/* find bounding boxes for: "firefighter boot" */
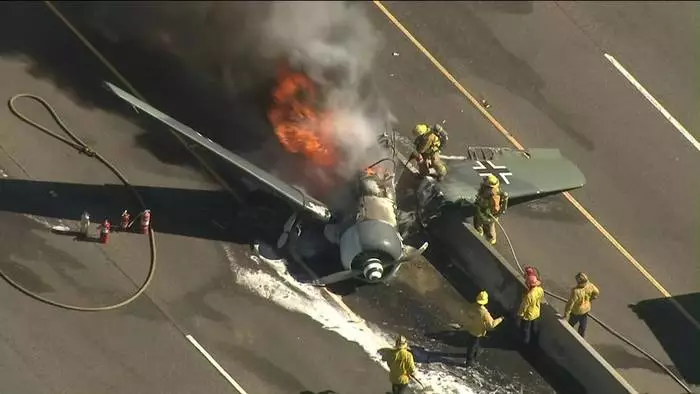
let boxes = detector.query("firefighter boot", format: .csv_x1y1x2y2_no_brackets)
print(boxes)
486,222,497,245
473,216,484,237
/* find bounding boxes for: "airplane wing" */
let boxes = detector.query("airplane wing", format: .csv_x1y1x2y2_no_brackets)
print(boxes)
103,82,332,222
436,147,585,206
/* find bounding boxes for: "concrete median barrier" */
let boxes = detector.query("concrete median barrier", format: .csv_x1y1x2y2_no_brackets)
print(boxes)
428,212,639,394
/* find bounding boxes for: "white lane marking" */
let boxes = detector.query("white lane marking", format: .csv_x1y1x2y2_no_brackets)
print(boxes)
604,53,700,152
185,334,249,394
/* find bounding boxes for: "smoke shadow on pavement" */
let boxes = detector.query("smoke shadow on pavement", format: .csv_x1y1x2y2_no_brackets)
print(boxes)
0,2,233,185
629,293,700,385
0,2,279,172
0,3,124,112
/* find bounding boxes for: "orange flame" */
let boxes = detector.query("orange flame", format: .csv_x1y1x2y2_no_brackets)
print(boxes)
267,63,338,167
364,166,380,176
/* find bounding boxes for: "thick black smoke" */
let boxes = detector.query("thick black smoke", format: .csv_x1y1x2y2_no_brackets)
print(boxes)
78,1,394,190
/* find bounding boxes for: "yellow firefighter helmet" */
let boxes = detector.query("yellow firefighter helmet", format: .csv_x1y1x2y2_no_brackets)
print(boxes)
484,174,499,187
576,272,589,284
395,335,408,348
413,124,429,136
476,290,489,305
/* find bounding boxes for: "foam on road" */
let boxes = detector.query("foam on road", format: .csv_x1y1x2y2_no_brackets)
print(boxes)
228,243,496,394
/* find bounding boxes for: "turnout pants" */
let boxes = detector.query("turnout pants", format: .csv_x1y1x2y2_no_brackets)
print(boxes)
392,383,409,394
417,152,447,180
520,317,541,346
568,313,589,337
473,215,497,243
465,333,482,364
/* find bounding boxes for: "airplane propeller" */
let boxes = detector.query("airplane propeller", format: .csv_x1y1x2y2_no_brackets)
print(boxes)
311,241,429,286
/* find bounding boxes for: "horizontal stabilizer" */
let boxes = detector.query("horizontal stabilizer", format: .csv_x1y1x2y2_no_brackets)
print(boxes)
438,147,585,205
104,82,332,222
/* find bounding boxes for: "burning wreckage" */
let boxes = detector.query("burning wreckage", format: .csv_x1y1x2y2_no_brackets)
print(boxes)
104,67,585,287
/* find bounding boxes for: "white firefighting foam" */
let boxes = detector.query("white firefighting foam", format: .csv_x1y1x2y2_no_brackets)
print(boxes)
224,243,485,394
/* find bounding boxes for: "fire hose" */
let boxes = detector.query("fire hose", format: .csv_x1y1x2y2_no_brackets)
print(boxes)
6,93,157,312
497,220,693,394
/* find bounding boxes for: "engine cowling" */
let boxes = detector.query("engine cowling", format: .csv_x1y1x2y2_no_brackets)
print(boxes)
338,220,403,282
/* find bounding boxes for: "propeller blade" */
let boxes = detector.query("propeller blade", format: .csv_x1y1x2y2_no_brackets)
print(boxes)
380,241,430,283
397,241,430,263
277,212,300,249
283,212,298,233
311,269,362,286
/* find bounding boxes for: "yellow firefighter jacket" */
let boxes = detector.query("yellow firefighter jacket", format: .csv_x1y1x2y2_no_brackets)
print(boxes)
564,282,600,317
464,303,504,338
475,187,504,223
389,345,416,385
414,132,441,156
518,285,545,321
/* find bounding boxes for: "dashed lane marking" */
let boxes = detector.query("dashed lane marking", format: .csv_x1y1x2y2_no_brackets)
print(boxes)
604,53,699,152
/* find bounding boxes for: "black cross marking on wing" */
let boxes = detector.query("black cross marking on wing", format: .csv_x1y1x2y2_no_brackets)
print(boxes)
472,160,513,185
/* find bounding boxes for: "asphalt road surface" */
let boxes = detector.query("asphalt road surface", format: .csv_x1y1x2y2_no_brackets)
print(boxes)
1,2,696,394
362,1,699,393
0,3,569,394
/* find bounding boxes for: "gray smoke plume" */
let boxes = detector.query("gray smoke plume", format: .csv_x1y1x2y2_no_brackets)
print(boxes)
259,1,393,179
77,1,393,195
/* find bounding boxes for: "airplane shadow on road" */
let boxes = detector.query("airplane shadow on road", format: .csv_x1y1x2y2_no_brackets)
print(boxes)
0,178,287,246
628,293,700,385
0,177,359,291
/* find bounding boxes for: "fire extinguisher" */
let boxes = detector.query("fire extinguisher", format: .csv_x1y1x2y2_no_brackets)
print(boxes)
140,209,151,234
99,219,111,244
79,211,91,238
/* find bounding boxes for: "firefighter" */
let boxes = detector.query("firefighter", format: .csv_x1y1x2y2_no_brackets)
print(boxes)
563,272,600,337
463,290,504,366
410,123,447,181
473,174,509,245
517,274,545,346
388,335,417,394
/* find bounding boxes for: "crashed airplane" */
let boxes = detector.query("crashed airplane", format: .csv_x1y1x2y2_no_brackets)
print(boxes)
104,81,585,287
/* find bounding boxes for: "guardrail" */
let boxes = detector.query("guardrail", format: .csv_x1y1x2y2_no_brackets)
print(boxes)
428,212,639,394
